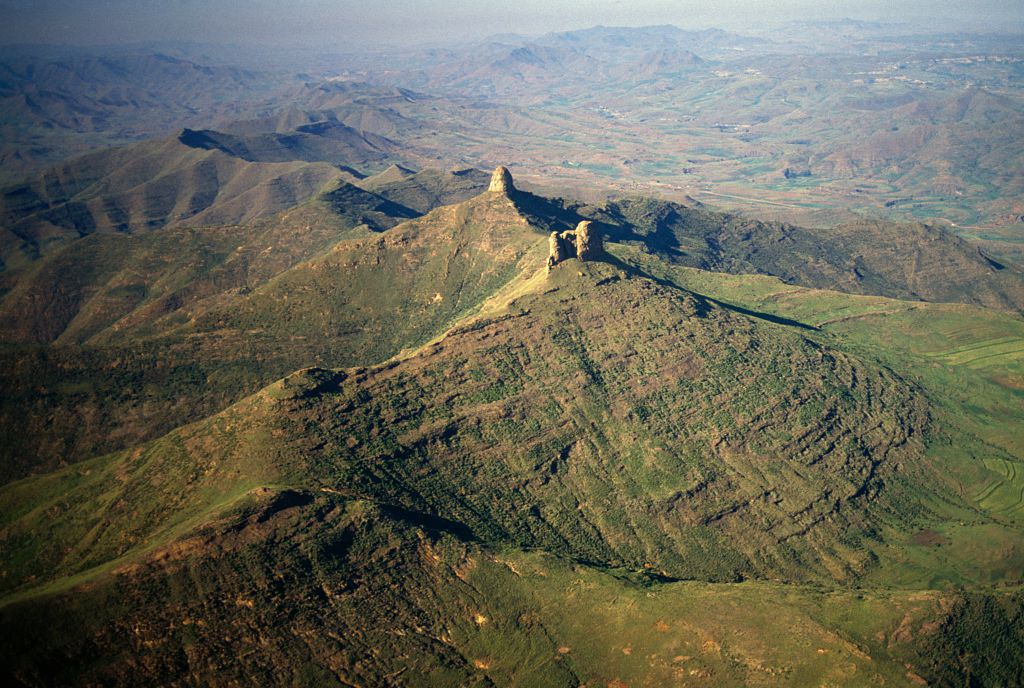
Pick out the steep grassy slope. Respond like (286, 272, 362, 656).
(6, 184, 1019, 347)
(2, 251, 1023, 685)
(3, 181, 1023, 485)
(0, 198, 374, 481)
(0, 213, 334, 346)
(5, 486, 1021, 687)
(0, 490, 579, 687)
(0, 186, 546, 481)
(0, 261, 1004, 595)
(620, 247, 1024, 584)
(192, 189, 545, 362)
(0, 182, 417, 346)
(271, 263, 936, 584)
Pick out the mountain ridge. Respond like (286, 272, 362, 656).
(3, 239, 1022, 685)
(1, 167, 1023, 686)
(1, 168, 1023, 485)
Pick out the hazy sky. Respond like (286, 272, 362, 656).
(1, 0, 1022, 48)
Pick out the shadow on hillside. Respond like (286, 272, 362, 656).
(604, 253, 818, 332)
(381, 503, 477, 541)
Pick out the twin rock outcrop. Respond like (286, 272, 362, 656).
(487, 166, 604, 272)
(546, 221, 603, 270)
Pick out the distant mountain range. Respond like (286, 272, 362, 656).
(2, 26, 1023, 249)
(0, 51, 291, 180)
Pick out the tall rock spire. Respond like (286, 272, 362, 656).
(489, 166, 515, 194)
(575, 220, 603, 261)
(546, 232, 566, 271)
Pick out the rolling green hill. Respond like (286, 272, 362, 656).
(7, 485, 1021, 687)
(2, 215, 1023, 684)
(2, 173, 1024, 483)
(0, 176, 541, 481)
(0, 180, 421, 346)
(1, 22, 1023, 684)
(1, 169, 1023, 685)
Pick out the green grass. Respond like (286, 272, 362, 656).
(4, 491, 1019, 686)
(2, 192, 1024, 684)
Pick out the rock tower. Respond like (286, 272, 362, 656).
(489, 166, 515, 194)
(575, 220, 603, 261)
(546, 232, 566, 270)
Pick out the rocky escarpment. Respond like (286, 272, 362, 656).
(484, 165, 604, 271)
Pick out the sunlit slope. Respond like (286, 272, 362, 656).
(1, 259, 993, 596)
(623, 246, 1024, 582)
(0, 116, 405, 270)
(4, 178, 1024, 492)
(2, 254, 1023, 685)
(270, 261, 939, 584)
(190, 189, 546, 362)
(0, 137, 347, 269)
(0, 187, 547, 481)
(5, 179, 1024, 490)
(5, 486, 1020, 687)
(0, 190, 390, 345)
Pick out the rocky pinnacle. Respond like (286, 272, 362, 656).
(575, 220, 603, 261)
(489, 166, 515, 194)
